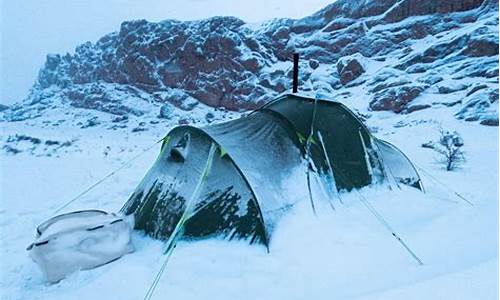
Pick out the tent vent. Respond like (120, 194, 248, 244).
(292, 53, 299, 93)
(170, 133, 190, 162)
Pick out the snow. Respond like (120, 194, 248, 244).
(0, 101, 498, 299)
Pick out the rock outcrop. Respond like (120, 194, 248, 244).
(2, 0, 498, 127)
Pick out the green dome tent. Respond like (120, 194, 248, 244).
(121, 94, 422, 249)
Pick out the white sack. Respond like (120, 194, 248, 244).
(27, 210, 134, 283)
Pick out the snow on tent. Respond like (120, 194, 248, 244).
(121, 94, 423, 249)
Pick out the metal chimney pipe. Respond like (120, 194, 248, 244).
(292, 53, 299, 93)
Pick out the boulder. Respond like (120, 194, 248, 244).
(462, 36, 499, 57)
(337, 55, 365, 85)
(437, 83, 469, 94)
(466, 83, 488, 96)
(455, 88, 498, 124)
(461, 27, 499, 57)
(455, 88, 499, 124)
(369, 77, 411, 93)
(367, 68, 407, 86)
(480, 117, 499, 126)
(309, 59, 320, 70)
(418, 75, 443, 85)
(159, 104, 174, 119)
(452, 57, 498, 79)
(369, 85, 425, 113)
(165, 89, 199, 111)
(406, 103, 432, 113)
(205, 112, 215, 122)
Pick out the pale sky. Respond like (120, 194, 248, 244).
(0, 0, 333, 105)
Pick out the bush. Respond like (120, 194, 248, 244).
(433, 128, 465, 171)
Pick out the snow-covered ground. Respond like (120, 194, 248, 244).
(0, 103, 497, 299)
(1, 0, 498, 298)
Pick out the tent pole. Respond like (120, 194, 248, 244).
(369, 135, 400, 190)
(305, 97, 319, 215)
(143, 143, 218, 300)
(317, 130, 343, 205)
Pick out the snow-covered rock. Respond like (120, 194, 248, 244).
(370, 84, 426, 113)
(455, 87, 499, 123)
(337, 54, 366, 85)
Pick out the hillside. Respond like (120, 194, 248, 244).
(1, 0, 498, 131)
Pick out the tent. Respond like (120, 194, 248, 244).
(121, 94, 422, 249)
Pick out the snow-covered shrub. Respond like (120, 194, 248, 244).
(433, 128, 465, 171)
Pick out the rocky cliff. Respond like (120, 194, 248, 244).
(2, 0, 498, 128)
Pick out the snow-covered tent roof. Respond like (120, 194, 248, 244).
(121, 94, 422, 249)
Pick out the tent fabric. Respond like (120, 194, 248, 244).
(260, 95, 379, 190)
(375, 139, 424, 190)
(121, 94, 422, 248)
(122, 126, 268, 244)
(203, 111, 304, 216)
